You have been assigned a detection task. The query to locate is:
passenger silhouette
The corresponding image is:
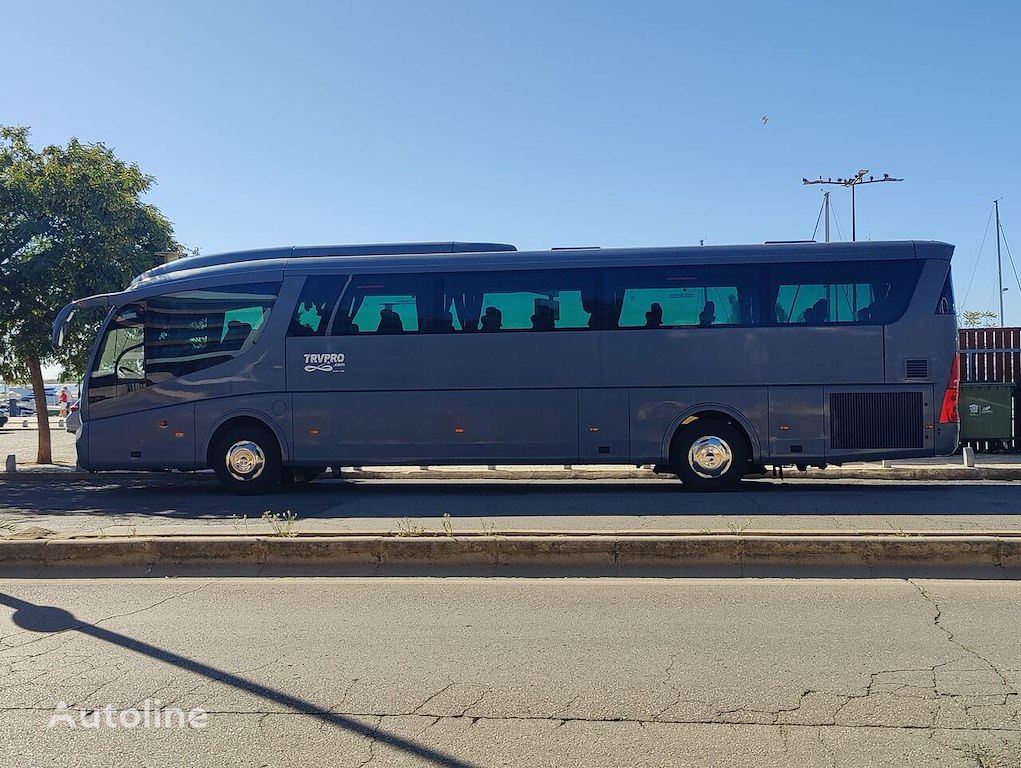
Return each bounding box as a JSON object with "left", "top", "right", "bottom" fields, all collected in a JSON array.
[
  {"left": 645, "top": 302, "right": 663, "bottom": 328},
  {"left": 699, "top": 301, "right": 716, "bottom": 327},
  {"left": 377, "top": 308, "right": 404, "bottom": 334},
  {"left": 480, "top": 306, "right": 502, "bottom": 332},
  {"left": 530, "top": 304, "right": 555, "bottom": 330}
]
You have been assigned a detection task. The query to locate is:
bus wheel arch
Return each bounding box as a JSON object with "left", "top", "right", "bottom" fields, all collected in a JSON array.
[
  {"left": 206, "top": 416, "right": 284, "bottom": 494},
  {"left": 668, "top": 410, "right": 754, "bottom": 490}
]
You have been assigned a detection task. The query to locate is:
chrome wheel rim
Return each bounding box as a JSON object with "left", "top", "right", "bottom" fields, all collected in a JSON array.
[
  {"left": 226, "top": 440, "right": 266, "bottom": 481},
  {"left": 687, "top": 436, "right": 733, "bottom": 479}
]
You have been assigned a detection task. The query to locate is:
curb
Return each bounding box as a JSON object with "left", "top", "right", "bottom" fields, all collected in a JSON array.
[
  {"left": 1, "top": 534, "right": 1018, "bottom": 575},
  {"left": 2, "top": 467, "right": 1020, "bottom": 483}
]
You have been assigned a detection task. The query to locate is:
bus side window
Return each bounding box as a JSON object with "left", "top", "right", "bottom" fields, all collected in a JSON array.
[
  {"left": 935, "top": 271, "right": 955, "bottom": 315},
  {"left": 335, "top": 274, "right": 435, "bottom": 334},
  {"left": 288, "top": 276, "right": 349, "bottom": 336},
  {"left": 441, "top": 270, "right": 595, "bottom": 333},
  {"left": 146, "top": 283, "right": 280, "bottom": 379},
  {"left": 607, "top": 265, "right": 754, "bottom": 328},
  {"left": 768, "top": 261, "right": 921, "bottom": 325}
]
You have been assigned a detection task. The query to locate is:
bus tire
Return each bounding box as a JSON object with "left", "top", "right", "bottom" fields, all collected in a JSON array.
[
  {"left": 212, "top": 424, "right": 282, "bottom": 495},
  {"left": 671, "top": 419, "right": 747, "bottom": 491}
]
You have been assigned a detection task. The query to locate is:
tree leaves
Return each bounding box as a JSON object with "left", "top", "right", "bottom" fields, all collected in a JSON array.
[{"left": 0, "top": 126, "right": 181, "bottom": 381}]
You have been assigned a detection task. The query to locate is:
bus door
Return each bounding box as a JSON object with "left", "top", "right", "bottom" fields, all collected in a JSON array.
[{"left": 84, "top": 304, "right": 197, "bottom": 470}]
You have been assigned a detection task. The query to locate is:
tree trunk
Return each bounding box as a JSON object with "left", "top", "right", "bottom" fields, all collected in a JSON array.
[{"left": 28, "top": 356, "right": 52, "bottom": 465}]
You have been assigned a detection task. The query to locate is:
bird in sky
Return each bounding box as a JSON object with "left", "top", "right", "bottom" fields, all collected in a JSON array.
[{"left": 761, "top": 115, "right": 770, "bottom": 124}]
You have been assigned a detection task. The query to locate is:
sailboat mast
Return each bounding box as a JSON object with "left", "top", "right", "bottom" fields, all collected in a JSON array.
[
  {"left": 996, "top": 199, "right": 1003, "bottom": 326},
  {"left": 824, "top": 192, "right": 830, "bottom": 243}
]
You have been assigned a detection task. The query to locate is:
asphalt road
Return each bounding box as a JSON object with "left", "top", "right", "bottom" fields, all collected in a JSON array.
[
  {"left": 1, "top": 475, "right": 1020, "bottom": 536},
  {"left": 1, "top": 577, "right": 1018, "bottom": 767}
]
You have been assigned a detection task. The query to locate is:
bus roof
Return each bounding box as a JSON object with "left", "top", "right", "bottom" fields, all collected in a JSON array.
[
  {"left": 129, "top": 239, "right": 954, "bottom": 290},
  {"left": 132, "top": 241, "right": 518, "bottom": 287}
]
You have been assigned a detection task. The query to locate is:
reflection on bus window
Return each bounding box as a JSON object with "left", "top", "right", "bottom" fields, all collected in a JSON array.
[
  {"left": 769, "top": 261, "right": 919, "bottom": 325},
  {"left": 442, "top": 270, "right": 595, "bottom": 332},
  {"left": 92, "top": 305, "right": 145, "bottom": 380},
  {"left": 332, "top": 275, "right": 431, "bottom": 334},
  {"left": 605, "top": 265, "right": 758, "bottom": 329},
  {"left": 144, "top": 283, "right": 280, "bottom": 379},
  {"left": 289, "top": 276, "right": 349, "bottom": 336}
]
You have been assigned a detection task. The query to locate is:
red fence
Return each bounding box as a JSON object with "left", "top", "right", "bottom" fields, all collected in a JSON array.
[
  {"left": 959, "top": 327, "right": 1021, "bottom": 383},
  {"left": 958, "top": 327, "right": 1021, "bottom": 450}
]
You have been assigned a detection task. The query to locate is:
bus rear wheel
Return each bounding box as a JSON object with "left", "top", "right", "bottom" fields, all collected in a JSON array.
[
  {"left": 671, "top": 420, "right": 747, "bottom": 491},
  {"left": 213, "top": 424, "right": 282, "bottom": 495}
]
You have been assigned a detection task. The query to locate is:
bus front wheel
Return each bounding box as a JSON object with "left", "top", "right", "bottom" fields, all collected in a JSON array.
[
  {"left": 671, "top": 420, "right": 747, "bottom": 491},
  {"left": 213, "top": 424, "right": 282, "bottom": 495}
]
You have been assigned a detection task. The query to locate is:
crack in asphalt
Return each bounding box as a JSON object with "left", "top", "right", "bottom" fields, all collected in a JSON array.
[
  {"left": 353, "top": 715, "right": 383, "bottom": 768},
  {"left": 412, "top": 681, "right": 457, "bottom": 715},
  {"left": 2, "top": 704, "right": 1018, "bottom": 733},
  {"left": 908, "top": 579, "right": 1017, "bottom": 696},
  {"left": 0, "top": 581, "right": 216, "bottom": 653}
]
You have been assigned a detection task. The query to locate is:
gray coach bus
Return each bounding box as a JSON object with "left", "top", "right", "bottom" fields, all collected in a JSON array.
[{"left": 52, "top": 239, "right": 960, "bottom": 493}]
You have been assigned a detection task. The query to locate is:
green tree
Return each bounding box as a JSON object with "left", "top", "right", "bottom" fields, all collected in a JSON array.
[
  {"left": 961, "top": 310, "right": 998, "bottom": 328},
  {"left": 0, "top": 126, "right": 179, "bottom": 463}
]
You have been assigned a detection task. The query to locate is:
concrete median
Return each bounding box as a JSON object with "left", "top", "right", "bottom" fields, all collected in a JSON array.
[{"left": 2, "top": 531, "right": 1020, "bottom": 576}]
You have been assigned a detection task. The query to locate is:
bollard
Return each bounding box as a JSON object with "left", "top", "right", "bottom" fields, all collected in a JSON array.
[
  {"left": 962, "top": 446, "right": 976, "bottom": 468},
  {"left": 4, "top": 454, "right": 15, "bottom": 473}
]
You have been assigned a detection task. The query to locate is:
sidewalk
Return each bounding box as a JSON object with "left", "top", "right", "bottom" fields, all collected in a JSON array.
[
  {"left": 4, "top": 423, "right": 1020, "bottom": 574},
  {"left": 4, "top": 457, "right": 1021, "bottom": 482}
]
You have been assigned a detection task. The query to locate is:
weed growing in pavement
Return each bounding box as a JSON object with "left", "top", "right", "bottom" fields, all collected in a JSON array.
[
  {"left": 262, "top": 510, "right": 298, "bottom": 537},
  {"left": 885, "top": 521, "right": 910, "bottom": 537},
  {"left": 231, "top": 514, "right": 250, "bottom": 535},
  {"left": 479, "top": 520, "right": 498, "bottom": 536},
  {"left": 724, "top": 518, "right": 752, "bottom": 535},
  {"left": 394, "top": 518, "right": 426, "bottom": 537},
  {"left": 0, "top": 519, "right": 16, "bottom": 534},
  {"left": 442, "top": 513, "right": 454, "bottom": 537}
]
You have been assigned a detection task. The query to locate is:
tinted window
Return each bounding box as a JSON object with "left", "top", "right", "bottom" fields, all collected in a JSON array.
[
  {"left": 289, "top": 275, "right": 349, "bottom": 336},
  {"left": 936, "top": 270, "right": 955, "bottom": 315},
  {"left": 145, "top": 282, "right": 280, "bottom": 378},
  {"left": 768, "top": 261, "right": 919, "bottom": 325},
  {"left": 442, "top": 270, "right": 596, "bottom": 332},
  {"left": 333, "top": 274, "right": 434, "bottom": 334},
  {"left": 603, "top": 265, "right": 759, "bottom": 329}
]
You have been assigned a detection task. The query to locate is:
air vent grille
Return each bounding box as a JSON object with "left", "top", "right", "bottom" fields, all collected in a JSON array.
[
  {"left": 905, "top": 359, "right": 929, "bottom": 379},
  {"left": 830, "top": 392, "right": 924, "bottom": 450}
]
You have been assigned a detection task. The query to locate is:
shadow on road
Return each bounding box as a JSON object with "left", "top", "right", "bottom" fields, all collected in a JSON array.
[
  {"left": 0, "top": 475, "right": 1015, "bottom": 524},
  {"left": 0, "top": 591, "right": 476, "bottom": 768}
]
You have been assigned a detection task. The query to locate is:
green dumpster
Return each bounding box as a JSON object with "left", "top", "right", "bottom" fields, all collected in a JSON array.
[{"left": 959, "top": 383, "right": 1016, "bottom": 441}]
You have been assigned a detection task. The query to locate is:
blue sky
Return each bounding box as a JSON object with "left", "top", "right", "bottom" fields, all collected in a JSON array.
[{"left": 3, "top": 0, "right": 1019, "bottom": 319}]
